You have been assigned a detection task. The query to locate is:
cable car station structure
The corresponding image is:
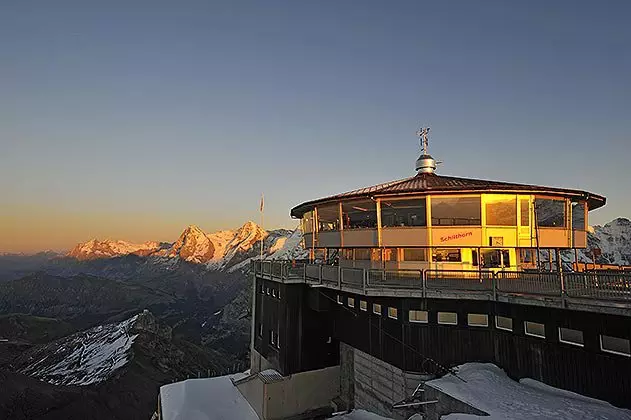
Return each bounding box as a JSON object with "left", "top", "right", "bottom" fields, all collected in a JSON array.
[{"left": 249, "top": 129, "right": 631, "bottom": 418}]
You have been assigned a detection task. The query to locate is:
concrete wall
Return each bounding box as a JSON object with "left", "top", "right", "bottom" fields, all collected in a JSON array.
[
  {"left": 265, "top": 366, "right": 340, "bottom": 420},
  {"left": 250, "top": 348, "right": 275, "bottom": 375},
  {"left": 237, "top": 374, "right": 265, "bottom": 419}
]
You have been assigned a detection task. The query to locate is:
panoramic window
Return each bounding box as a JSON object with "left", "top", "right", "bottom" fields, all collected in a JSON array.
[
  {"left": 402, "top": 248, "right": 427, "bottom": 261},
  {"left": 571, "top": 201, "right": 586, "bottom": 230},
  {"left": 431, "top": 196, "right": 481, "bottom": 226},
  {"left": 342, "top": 200, "right": 377, "bottom": 229},
  {"left": 486, "top": 196, "right": 517, "bottom": 226},
  {"left": 302, "top": 211, "right": 314, "bottom": 233},
  {"left": 433, "top": 248, "right": 461, "bottom": 262},
  {"left": 559, "top": 327, "right": 584, "bottom": 347},
  {"left": 535, "top": 198, "right": 566, "bottom": 228},
  {"left": 600, "top": 335, "right": 631, "bottom": 357},
  {"left": 467, "top": 313, "right": 489, "bottom": 327},
  {"left": 495, "top": 316, "right": 513, "bottom": 331},
  {"left": 525, "top": 321, "right": 546, "bottom": 338},
  {"left": 388, "top": 307, "right": 398, "bottom": 319},
  {"left": 380, "top": 198, "right": 427, "bottom": 227},
  {"left": 438, "top": 312, "right": 458, "bottom": 325},
  {"left": 520, "top": 199, "right": 530, "bottom": 226},
  {"left": 409, "top": 310, "right": 428, "bottom": 323},
  {"left": 317, "top": 204, "right": 340, "bottom": 231},
  {"left": 373, "top": 303, "right": 382, "bottom": 315}
]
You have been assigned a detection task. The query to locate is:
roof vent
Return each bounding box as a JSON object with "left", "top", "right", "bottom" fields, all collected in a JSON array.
[{"left": 415, "top": 127, "right": 437, "bottom": 174}]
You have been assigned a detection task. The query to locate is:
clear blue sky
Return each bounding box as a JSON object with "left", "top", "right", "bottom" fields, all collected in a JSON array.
[{"left": 1, "top": 0, "right": 630, "bottom": 252}]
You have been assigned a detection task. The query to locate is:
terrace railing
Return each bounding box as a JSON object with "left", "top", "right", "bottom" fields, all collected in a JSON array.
[{"left": 252, "top": 260, "right": 631, "bottom": 309}]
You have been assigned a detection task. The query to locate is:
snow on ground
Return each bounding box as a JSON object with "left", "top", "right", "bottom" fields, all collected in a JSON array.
[
  {"left": 22, "top": 315, "right": 139, "bottom": 386},
  {"left": 330, "top": 409, "right": 392, "bottom": 419},
  {"left": 427, "top": 363, "right": 631, "bottom": 420},
  {"left": 160, "top": 375, "right": 259, "bottom": 420}
]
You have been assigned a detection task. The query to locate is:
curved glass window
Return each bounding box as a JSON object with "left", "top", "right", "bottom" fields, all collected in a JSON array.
[
  {"left": 302, "top": 211, "right": 314, "bottom": 233},
  {"left": 342, "top": 200, "right": 377, "bottom": 229},
  {"left": 317, "top": 205, "right": 340, "bottom": 231},
  {"left": 431, "top": 196, "right": 481, "bottom": 226},
  {"left": 571, "top": 201, "right": 586, "bottom": 230},
  {"left": 535, "top": 198, "right": 566, "bottom": 228},
  {"left": 486, "top": 197, "right": 517, "bottom": 226},
  {"left": 381, "top": 198, "right": 427, "bottom": 227}
]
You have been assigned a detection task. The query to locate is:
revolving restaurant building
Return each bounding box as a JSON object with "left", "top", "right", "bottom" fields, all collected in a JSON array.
[{"left": 291, "top": 137, "right": 605, "bottom": 271}]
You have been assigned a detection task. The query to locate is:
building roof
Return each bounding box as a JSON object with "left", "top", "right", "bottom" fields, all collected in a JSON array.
[{"left": 290, "top": 172, "right": 606, "bottom": 218}]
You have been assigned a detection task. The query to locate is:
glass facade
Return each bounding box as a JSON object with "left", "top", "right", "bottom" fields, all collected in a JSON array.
[
  {"left": 342, "top": 200, "right": 377, "bottom": 229},
  {"left": 572, "top": 201, "right": 586, "bottom": 230},
  {"left": 317, "top": 205, "right": 340, "bottom": 231},
  {"left": 380, "top": 198, "right": 427, "bottom": 227},
  {"left": 486, "top": 197, "right": 517, "bottom": 226},
  {"left": 535, "top": 198, "right": 566, "bottom": 228},
  {"left": 431, "top": 196, "right": 481, "bottom": 226}
]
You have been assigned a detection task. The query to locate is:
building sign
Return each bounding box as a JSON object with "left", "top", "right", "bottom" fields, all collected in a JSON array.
[
  {"left": 440, "top": 231, "right": 473, "bottom": 243},
  {"left": 432, "top": 228, "right": 481, "bottom": 246}
]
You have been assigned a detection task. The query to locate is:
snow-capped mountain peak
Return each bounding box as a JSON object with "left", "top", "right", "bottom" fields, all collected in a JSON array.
[
  {"left": 167, "top": 224, "right": 215, "bottom": 263},
  {"left": 68, "top": 238, "right": 163, "bottom": 260}
]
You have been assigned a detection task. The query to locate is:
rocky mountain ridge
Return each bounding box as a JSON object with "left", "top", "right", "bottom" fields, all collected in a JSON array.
[{"left": 66, "top": 221, "right": 302, "bottom": 270}]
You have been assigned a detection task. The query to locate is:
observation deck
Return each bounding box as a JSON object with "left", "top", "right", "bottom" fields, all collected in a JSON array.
[{"left": 253, "top": 260, "right": 631, "bottom": 316}]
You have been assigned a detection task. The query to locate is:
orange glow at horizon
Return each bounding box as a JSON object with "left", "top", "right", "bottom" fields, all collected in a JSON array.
[{"left": 0, "top": 205, "right": 285, "bottom": 254}]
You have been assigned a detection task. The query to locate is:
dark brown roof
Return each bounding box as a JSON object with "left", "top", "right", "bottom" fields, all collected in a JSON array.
[{"left": 290, "top": 172, "right": 606, "bottom": 218}]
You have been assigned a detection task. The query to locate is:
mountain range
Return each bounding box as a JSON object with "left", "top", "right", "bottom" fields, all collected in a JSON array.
[{"left": 0, "top": 218, "right": 629, "bottom": 420}]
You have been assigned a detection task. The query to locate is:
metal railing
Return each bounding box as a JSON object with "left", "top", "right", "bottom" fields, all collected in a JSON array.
[{"left": 252, "top": 260, "right": 631, "bottom": 308}]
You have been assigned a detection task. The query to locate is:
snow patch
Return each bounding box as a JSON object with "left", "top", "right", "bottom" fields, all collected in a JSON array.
[
  {"left": 427, "top": 363, "right": 631, "bottom": 420},
  {"left": 22, "top": 315, "right": 140, "bottom": 386}
]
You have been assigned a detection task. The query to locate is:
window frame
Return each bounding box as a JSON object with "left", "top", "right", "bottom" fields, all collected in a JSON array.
[
  {"left": 600, "top": 335, "right": 631, "bottom": 357},
  {"left": 558, "top": 327, "right": 584, "bottom": 347},
  {"left": 388, "top": 307, "right": 398, "bottom": 320},
  {"left": 495, "top": 316, "right": 513, "bottom": 332},
  {"left": 373, "top": 303, "right": 382, "bottom": 315},
  {"left": 380, "top": 197, "right": 427, "bottom": 228},
  {"left": 347, "top": 297, "right": 355, "bottom": 308},
  {"left": 524, "top": 321, "right": 546, "bottom": 339},
  {"left": 467, "top": 313, "right": 489, "bottom": 327},
  {"left": 431, "top": 195, "right": 482, "bottom": 226},
  {"left": 409, "top": 310, "right": 429, "bottom": 323},
  {"left": 437, "top": 311, "right": 458, "bottom": 325},
  {"left": 360, "top": 300, "right": 368, "bottom": 311}
]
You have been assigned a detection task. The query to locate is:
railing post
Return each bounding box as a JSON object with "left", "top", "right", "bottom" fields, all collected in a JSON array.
[
  {"left": 421, "top": 270, "right": 426, "bottom": 298},
  {"left": 363, "top": 268, "right": 367, "bottom": 294},
  {"left": 560, "top": 271, "right": 566, "bottom": 306},
  {"left": 338, "top": 265, "right": 342, "bottom": 289},
  {"left": 492, "top": 272, "right": 497, "bottom": 301},
  {"left": 318, "top": 264, "right": 322, "bottom": 285},
  {"left": 303, "top": 263, "right": 307, "bottom": 282}
]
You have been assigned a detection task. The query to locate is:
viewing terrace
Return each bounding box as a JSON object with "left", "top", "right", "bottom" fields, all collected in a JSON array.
[{"left": 253, "top": 260, "right": 631, "bottom": 316}]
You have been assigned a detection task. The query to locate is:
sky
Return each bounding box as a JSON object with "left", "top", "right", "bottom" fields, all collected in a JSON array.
[{"left": 1, "top": 0, "right": 630, "bottom": 253}]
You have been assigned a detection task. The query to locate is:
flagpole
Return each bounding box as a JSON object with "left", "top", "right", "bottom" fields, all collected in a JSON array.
[{"left": 260, "top": 193, "right": 264, "bottom": 260}]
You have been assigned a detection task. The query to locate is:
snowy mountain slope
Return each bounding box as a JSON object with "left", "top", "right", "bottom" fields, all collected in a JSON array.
[
  {"left": 585, "top": 218, "right": 631, "bottom": 265},
  {"left": 21, "top": 315, "right": 140, "bottom": 386}
]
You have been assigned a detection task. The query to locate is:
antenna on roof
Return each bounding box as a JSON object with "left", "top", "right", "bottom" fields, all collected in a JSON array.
[
  {"left": 415, "top": 127, "right": 438, "bottom": 174},
  {"left": 416, "top": 127, "right": 430, "bottom": 155}
]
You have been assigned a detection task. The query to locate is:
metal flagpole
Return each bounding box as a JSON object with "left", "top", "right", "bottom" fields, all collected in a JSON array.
[{"left": 260, "top": 193, "right": 264, "bottom": 260}]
